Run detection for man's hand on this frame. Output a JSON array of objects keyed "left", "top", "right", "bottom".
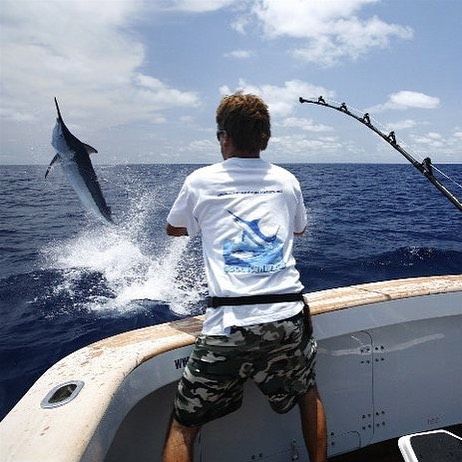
[
  {"left": 294, "top": 227, "right": 306, "bottom": 236},
  {"left": 166, "top": 223, "right": 188, "bottom": 237}
]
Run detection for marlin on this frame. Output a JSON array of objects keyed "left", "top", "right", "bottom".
[
  {"left": 227, "top": 210, "right": 280, "bottom": 246},
  {"left": 47, "top": 98, "right": 113, "bottom": 223}
]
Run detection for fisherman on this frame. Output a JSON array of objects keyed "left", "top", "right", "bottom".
[{"left": 163, "top": 93, "right": 327, "bottom": 462}]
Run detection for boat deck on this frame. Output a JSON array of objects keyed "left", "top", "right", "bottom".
[{"left": 330, "top": 425, "right": 462, "bottom": 462}]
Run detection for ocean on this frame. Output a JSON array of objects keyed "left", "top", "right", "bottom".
[{"left": 1, "top": 163, "right": 461, "bottom": 420}]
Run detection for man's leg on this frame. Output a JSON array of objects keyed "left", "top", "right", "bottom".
[
  {"left": 162, "top": 415, "right": 201, "bottom": 462},
  {"left": 298, "top": 386, "right": 327, "bottom": 462}
]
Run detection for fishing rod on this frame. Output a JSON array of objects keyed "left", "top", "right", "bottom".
[{"left": 299, "top": 96, "right": 462, "bottom": 212}]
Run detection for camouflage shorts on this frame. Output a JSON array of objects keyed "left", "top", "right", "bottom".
[{"left": 173, "top": 311, "right": 317, "bottom": 427}]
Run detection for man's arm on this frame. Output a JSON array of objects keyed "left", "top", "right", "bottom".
[{"left": 166, "top": 223, "right": 188, "bottom": 237}]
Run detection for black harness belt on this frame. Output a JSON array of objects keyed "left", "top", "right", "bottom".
[
  {"left": 206, "top": 292, "right": 304, "bottom": 308},
  {"left": 206, "top": 292, "right": 313, "bottom": 336}
]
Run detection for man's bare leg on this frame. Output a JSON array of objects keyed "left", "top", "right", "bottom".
[
  {"left": 298, "top": 386, "right": 327, "bottom": 462},
  {"left": 162, "top": 415, "right": 201, "bottom": 462}
]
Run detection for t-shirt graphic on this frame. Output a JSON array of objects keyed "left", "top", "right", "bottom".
[{"left": 223, "top": 210, "right": 285, "bottom": 274}]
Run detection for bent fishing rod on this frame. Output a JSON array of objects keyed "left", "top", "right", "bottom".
[{"left": 299, "top": 96, "right": 462, "bottom": 212}]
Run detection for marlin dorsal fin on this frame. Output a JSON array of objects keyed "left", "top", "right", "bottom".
[{"left": 83, "top": 143, "right": 98, "bottom": 154}]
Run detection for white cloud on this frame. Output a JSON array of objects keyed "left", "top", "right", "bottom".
[
  {"left": 368, "top": 91, "right": 440, "bottom": 113},
  {"left": 179, "top": 115, "right": 195, "bottom": 124},
  {"left": 0, "top": 0, "right": 200, "bottom": 131},
  {"left": 224, "top": 49, "right": 254, "bottom": 59},
  {"left": 243, "top": 0, "right": 413, "bottom": 66},
  {"left": 0, "top": 108, "right": 37, "bottom": 122},
  {"left": 181, "top": 139, "right": 216, "bottom": 152},
  {"left": 269, "top": 134, "right": 356, "bottom": 159},
  {"left": 134, "top": 74, "right": 200, "bottom": 109},
  {"left": 231, "top": 14, "right": 252, "bottom": 34},
  {"left": 165, "top": 0, "right": 237, "bottom": 13},
  {"left": 179, "top": 139, "right": 218, "bottom": 160},
  {"left": 453, "top": 131, "right": 462, "bottom": 140},
  {"left": 380, "top": 127, "right": 460, "bottom": 162},
  {"left": 412, "top": 132, "right": 443, "bottom": 148},
  {"left": 219, "top": 79, "right": 334, "bottom": 117},
  {"left": 272, "top": 135, "right": 335, "bottom": 152},
  {"left": 280, "top": 117, "right": 333, "bottom": 132},
  {"left": 385, "top": 119, "right": 417, "bottom": 131}
]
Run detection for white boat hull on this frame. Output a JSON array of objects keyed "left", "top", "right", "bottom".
[{"left": 1, "top": 276, "right": 461, "bottom": 461}]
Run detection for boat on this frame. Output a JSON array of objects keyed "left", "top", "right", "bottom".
[{"left": 1, "top": 275, "right": 461, "bottom": 461}]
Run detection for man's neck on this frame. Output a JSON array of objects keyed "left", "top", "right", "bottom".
[
  {"left": 221, "top": 135, "right": 261, "bottom": 159},
  {"left": 227, "top": 152, "right": 260, "bottom": 159}
]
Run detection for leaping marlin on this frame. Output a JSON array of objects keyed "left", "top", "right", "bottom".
[
  {"left": 47, "top": 98, "right": 113, "bottom": 224},
  {"left": 227, "top": 210, "right": 279, "bottom": 246}
]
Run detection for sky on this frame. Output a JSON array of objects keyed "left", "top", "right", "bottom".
[{"left": 1, "top": 0, "right": 461, "bottom": 165}]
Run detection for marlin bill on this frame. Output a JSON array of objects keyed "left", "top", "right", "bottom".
[{"left": 47, "top": 98, "right": 113, "bottom": 224}]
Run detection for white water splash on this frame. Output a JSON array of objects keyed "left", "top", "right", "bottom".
[{"left": 41, "top": 189, "right": 206, "bottom": 315}]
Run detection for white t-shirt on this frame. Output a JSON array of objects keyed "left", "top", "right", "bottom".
[{"left": 167, "top": 157, "right": 307, "bottom": 335}]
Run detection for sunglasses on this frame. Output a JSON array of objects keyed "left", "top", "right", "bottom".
[{"left": 216, "top": 128, "right": 226, "bottom": 141}]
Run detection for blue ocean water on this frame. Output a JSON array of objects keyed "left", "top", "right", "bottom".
[{"left": 1, "top": 163, "right": 461, "bottom": 420}]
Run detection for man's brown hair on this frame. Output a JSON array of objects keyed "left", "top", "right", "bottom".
[{"left": 216, "top": 93, "right": 271, "bottom": 153}]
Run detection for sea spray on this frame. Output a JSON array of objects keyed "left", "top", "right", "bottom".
[
  {"left": 42, "top": 225, "right": 206, "bottom": 315},
  {"left": 41, "top": 180, "right": 206, "bottom": 317}
]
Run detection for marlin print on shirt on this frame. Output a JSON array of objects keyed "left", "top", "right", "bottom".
[{"left": 223, "top": 210, "right": 285, "bottom": 273}]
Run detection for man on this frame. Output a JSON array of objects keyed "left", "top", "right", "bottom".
[{"left": 163, "top": 93, "right": 327, "bottom": 462}]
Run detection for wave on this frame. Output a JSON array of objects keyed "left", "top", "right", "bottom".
[
  {"left": 38, "top": 188, "right": 207, "bottom": 317},
  {"left": 363, "top": 246, "right": 462, "bottom": 270},
  {"left": 299, "top": 246, "right": 462, "bottom": 292}
]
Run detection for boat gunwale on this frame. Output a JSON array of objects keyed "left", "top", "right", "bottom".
[{"left": 85, "top": 274, "right": 462, "bottom": 352}]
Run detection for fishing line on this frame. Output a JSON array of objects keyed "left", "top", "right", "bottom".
[
  {"left": 299, "top": 96, "right": 462, "bottom": 212},
  {"left": 431, "top": 165, "right": 462, "bottom": 190}
]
